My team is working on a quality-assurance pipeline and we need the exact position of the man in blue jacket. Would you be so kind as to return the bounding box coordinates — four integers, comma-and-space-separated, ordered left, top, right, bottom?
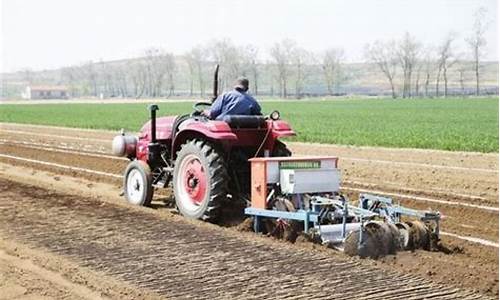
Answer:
208, 77, 262, 120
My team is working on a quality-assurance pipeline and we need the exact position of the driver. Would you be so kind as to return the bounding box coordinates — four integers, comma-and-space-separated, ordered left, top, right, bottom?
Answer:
206, 77, 261, 120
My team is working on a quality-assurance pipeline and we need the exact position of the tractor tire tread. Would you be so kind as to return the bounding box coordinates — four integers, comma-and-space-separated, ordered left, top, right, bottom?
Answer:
175, 138, 228, 222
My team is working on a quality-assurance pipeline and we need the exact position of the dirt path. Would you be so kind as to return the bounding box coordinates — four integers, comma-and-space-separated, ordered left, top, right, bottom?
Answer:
0, 176, 490, 299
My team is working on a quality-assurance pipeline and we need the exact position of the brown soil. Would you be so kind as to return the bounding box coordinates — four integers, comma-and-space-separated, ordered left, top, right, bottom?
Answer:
0, 144, 126, 174
290, 143, 499, 205
235, 217, 254, 232
0, 235, 162, 300
1, 123, 497, 205
0, 123, 498, 297
1, 161, 498, 297
2, 137, 497, 243
290, 141, 498, 169
0, 176, 489, 299
373, 236, 499, 297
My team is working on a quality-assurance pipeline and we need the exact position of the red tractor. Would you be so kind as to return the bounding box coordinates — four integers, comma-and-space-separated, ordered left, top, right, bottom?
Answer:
112, 67, 441, 257
112, 66, 295, 222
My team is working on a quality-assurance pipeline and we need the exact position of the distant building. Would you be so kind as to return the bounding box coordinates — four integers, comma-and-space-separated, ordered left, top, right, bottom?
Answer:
22, 85, 69, 99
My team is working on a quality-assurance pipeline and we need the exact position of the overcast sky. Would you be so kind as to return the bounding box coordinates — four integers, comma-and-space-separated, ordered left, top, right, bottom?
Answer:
1, 0, 498, 73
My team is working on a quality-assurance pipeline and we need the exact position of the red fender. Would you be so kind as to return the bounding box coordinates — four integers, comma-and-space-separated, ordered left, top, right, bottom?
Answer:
172, 121, 237, 158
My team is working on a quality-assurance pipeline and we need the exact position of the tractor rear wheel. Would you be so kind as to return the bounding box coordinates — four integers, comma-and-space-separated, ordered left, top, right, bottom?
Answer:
273, 140, 292, 157
123, 160, 154, 206
173, 139, 228, 222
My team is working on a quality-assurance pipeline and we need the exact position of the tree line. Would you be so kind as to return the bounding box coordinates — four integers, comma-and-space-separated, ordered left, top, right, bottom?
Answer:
19, 7, 492, 99
365, 8, 490, 98
50, 38, 345, 99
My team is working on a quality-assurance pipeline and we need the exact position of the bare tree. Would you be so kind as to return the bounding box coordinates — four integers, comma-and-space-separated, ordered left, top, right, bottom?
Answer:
266, 61, 276, 97
82, 61, 99, 97
129, 59, 147, 98
185, 46, 208, 97
413, 61, 423, 97
416, 49, 435, 98
270, 39, 296, 98
144, 48, 162, 97
99, 60, 114, 97
184, 46, 203, 97
162, 53, 176, 97
241, 45, 260, 95
113, 63, 129, 97
291, 47, 313, 98
142, 48, 176, 97
365, 40, 399, 98
435, 34, 455, 97
457, 63, 468, 96
60, 66, 81, 97
397, 32, 421, 98
321, 48, 344, 95
208, 39, 242, 93
143, 49, 156, 96
185, 50, 196, 97
466, 7, 488, 96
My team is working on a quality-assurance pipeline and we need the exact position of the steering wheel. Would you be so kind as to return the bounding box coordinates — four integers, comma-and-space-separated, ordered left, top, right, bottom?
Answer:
192, 101, 212, 115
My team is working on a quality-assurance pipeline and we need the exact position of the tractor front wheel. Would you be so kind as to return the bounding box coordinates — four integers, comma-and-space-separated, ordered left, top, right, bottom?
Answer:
173, 139, 228, 222
123, 160, 154, 206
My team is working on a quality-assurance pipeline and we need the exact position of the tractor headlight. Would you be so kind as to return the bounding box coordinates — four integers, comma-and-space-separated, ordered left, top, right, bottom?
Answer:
270, 110, 280, 120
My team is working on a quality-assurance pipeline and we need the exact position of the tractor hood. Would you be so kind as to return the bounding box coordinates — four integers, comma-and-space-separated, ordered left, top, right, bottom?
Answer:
140, 116, 177, 140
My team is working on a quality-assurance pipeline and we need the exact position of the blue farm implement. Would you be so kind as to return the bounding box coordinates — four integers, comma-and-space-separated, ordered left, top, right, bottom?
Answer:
244, 156, 440, 258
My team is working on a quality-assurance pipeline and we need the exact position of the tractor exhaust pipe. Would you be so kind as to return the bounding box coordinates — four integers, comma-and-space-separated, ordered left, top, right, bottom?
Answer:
147, 104, 161, 166
211, 64, 219, 103
148, 104, 159, 143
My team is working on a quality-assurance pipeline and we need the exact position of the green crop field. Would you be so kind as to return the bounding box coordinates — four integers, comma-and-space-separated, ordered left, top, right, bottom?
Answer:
1, 97, 498, 152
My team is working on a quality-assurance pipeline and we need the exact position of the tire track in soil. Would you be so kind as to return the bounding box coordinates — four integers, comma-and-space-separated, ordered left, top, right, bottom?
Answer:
0, 178, 487, 300
2, 135, 496, 206
0, 144, 126, 175
7, 134, 497, 207
1, 143, 497, 243
2, 128, 497, 204
1, 160, 497, 297
1, 123, 498, 296
3, 123, 497, 170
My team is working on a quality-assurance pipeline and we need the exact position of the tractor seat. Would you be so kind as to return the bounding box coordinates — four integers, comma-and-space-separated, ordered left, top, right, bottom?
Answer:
221, 115, 266, 128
